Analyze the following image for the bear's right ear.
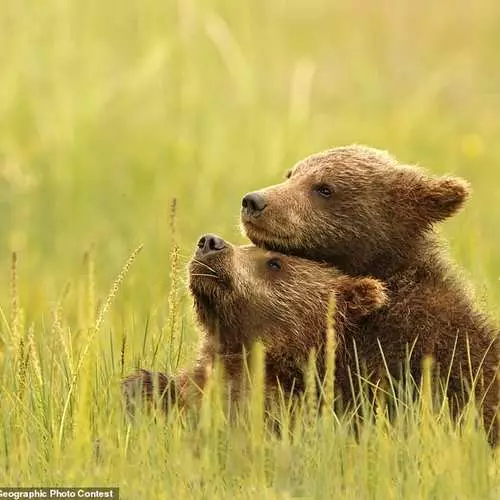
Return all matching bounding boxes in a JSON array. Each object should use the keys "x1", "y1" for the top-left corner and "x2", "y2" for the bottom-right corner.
[
  {"x1": 400, "y1": 169, "x2": 471, "y2": 223},
  {"x1": 336, "y1": 276, "x2": 388, "y2": 319}
]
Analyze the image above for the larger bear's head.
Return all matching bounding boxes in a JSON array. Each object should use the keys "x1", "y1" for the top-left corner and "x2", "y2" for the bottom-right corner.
[{"x1": 241, "y1": 145, "x2": 469, "y2": 275}]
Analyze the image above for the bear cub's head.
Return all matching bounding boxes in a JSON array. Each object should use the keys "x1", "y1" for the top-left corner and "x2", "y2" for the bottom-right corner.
[
  {"x1": 189, "y1": 234, "x2": 388, "y2": 353},
  {"x1": 241, "y1": 145, "x2": 470, "y2": 275}
]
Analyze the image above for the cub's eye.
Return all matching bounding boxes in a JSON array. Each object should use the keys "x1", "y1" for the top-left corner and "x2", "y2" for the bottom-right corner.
[
  {"x1": 314, "y1": 184, "x2": 332, "y2": 198},
  {"x1": 267, "y1": 258, "x2": 282, "y2": 271},
  {"x1": 285, "y1": 170, "x2": 292, "y2": 179}
]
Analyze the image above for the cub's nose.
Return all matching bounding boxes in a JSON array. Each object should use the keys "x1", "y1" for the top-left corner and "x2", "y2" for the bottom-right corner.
[
  {"x1": 197, "y1": 234, "x2": 226, "y2": 256},
  {"x1": 242, "y1": 192, "x2": 267, "y2": 215}
]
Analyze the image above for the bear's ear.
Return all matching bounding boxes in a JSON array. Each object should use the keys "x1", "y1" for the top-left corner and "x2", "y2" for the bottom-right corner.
[
  {"x1": 418, "y1": 175, "x2": 470, "y2": 222},
  {"x1": 337, "y1": 276, "x2": 388, "y2": 319},
  {"x1": 398, "y1": 169, "x2": 471, "y2": 223}
]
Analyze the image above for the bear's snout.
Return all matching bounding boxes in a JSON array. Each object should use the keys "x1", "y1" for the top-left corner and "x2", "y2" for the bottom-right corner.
[
  {"x1": 242, "y1": 192, "x2": 267, "y2": 216},
  {"x1": 197, "y1": 234, "x2": 226, "y2": 256}
]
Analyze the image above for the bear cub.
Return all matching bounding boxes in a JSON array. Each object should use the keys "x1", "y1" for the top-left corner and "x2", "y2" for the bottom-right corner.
[
  {"x1": 241, "y1": 145, "x2": 499, "y2": 445},
  {"x1": 122, "y1": 234, "x2": 388, "y2": 413}
]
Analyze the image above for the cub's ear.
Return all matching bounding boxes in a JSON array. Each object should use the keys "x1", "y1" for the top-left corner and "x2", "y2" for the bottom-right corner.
[
  {"x1": 398, "y1": 168, "x2": 471, "y2": 223},
  {"x1": 337, "y1": 276, "x2": 388, "y2": 319},
  {"x1": 419, "y1": 176, "x2": 470, "y2": 222}
]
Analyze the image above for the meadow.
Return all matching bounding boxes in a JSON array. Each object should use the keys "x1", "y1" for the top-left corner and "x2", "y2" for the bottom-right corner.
[{"x1": 1, "y1": 0, "x2": 500, "y2": 497}]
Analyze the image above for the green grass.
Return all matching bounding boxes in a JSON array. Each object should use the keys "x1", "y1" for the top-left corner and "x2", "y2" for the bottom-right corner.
[{"x1": 1, "y1": 0, "x2": 500, "y2": 497}]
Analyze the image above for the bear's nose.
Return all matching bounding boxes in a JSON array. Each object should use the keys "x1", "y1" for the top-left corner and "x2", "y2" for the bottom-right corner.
[
  {"x1": 197, "y1": 234, "x2": 226, "y2": 255},
  {"x1": 242, "y1": 192, "x2": 267, "y2": 215}
]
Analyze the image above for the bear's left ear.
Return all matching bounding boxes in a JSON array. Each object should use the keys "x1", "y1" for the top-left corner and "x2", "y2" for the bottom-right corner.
[
  {"x1": 418, "y1": 175, "x2": 471, "y2": 222},
  {"x1": 397, "y1": 168, "x2": 471, "y2": 224},
  {"x1": 336, "y1": 276, "x2": 388, "y2": 319}
]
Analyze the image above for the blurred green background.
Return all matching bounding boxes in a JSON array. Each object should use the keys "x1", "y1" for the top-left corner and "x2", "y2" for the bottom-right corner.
[
  {"x1": 1, "y1": 0, "x2": 499, "y2": 331},
  {"x1": 1, "y1": 0, "x2": 500, "y2": 494}
]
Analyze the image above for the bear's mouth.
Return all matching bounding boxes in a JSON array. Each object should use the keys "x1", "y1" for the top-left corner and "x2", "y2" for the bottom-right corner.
[
  {"x1": 189, "y1": 258, "x2": 233, "y2": 330},
  {"x1": 188, "y1": 257, "x2": 231, "y2": 300},
  {"x1": 242, "y1": 218, "x2": 302, "y2": 254},
  {"x1": 241, "y1": 214, "x2": 265, "y2": 230},
  {"x1": 190, "y1": 259, "x2": 220, "y2": 280},
  {"x1": 241, "y1": 217, "x2": 276, "y2": 243}
]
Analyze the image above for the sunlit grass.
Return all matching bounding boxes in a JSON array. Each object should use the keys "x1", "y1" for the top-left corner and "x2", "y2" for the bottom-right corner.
[
  {"x1": 1, "y1": 0, "x2": 500, "y2": 497},
  {"x1": 1, "y1": 241, "x2": 498, "y2": 498}
]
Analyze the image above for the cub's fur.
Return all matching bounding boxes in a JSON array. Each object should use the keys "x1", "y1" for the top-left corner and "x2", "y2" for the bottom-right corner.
[
  {"x1": 122, "y1": 236, "x2": 387, "y2": 413},
  {"x1": 241, "y1": 145, "x2": 499, "y2": 444}
]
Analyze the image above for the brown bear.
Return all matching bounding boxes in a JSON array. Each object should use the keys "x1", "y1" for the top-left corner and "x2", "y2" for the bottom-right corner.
[
  {"x1": 241, "y1": 144, "x2": 500, "y2": 445},
  {"x1": 122, "y1": 234, "x2": 388, "y2": 414}
]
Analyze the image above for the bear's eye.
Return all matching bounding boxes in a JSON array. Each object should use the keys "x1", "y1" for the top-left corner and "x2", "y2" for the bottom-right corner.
[
  {"x1": 314, "y1": 184, "x2": 332, "y2": 198},
  {"x1": 267, "y1": 258, "x2": 282, "y2": 271},
  {"x1": 285, "y1": 170, "x2": 292, "y2": 180}
]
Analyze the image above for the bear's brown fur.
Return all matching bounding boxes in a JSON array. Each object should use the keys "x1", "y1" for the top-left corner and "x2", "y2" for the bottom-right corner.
[
  {"x1": 122, "y1": 237, "x2": 388, "y2": 414},
  {"x1": 241, "y1": 145, "x2": 500, "y2": 445}
]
